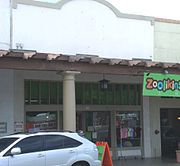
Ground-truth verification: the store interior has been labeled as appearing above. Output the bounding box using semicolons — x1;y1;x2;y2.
160;109;180;158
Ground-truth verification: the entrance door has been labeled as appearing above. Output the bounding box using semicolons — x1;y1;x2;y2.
160;109;180;158
76;111;111;145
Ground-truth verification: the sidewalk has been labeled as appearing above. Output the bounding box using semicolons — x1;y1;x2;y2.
113;158;179;166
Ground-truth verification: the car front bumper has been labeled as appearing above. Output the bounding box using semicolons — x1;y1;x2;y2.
93;160;101;166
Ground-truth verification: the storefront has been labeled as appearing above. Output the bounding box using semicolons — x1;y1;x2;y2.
143;73;180;159
160;108;180;158
0;50;180;159
24;79;142;159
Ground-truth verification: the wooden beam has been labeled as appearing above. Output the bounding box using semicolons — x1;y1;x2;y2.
0;57;180;75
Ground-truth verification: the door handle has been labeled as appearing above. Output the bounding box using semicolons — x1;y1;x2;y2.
37;154;45;158
69;150;76;154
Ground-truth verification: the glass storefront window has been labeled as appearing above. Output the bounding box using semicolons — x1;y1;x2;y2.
50;81;58;104
24;80;30;104
76;83;83;104
40;81;49;104
106;84;114;105
24;80;63;105
26;111;57;132
91;83;99;104
121;85;129;105
129;84;136;105
84;112;111;146
84;83;91;104
77;82;141;105
114;84;122;105
30;80;39;104
25;80;141;106
58;82;63;104
116;112;141;148
99;89;107;105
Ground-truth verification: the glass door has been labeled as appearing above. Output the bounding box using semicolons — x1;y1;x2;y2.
76;111;111;146
160;109;180;158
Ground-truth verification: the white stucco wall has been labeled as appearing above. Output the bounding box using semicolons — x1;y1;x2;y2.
0;1;11;49
12;0;154;60
0;70;14;137
14;71;24;130
154;21;180;63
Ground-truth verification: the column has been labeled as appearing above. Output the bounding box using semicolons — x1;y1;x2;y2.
143;96;152;158
62;71;80;132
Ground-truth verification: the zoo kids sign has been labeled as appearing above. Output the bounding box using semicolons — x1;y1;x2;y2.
143;72;180;97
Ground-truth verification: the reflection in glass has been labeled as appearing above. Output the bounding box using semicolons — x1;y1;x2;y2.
26;112;57;132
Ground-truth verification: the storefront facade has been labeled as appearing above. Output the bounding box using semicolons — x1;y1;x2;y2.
0;51;179;159
0;0;180;160
24;77;142;159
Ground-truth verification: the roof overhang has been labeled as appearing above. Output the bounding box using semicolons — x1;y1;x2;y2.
0;50;180;76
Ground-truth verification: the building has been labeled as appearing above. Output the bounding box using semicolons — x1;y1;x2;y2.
0;0;180;160
154;18;180;63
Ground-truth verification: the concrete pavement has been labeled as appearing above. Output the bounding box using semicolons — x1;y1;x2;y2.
113;158;179;166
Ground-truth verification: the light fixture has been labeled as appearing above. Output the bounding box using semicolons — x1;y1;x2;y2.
177;116;180;120
99;74;109;90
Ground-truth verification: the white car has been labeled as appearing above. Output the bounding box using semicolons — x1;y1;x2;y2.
0;132;101;166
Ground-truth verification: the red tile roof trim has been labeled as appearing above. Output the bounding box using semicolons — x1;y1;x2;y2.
0;50;179;70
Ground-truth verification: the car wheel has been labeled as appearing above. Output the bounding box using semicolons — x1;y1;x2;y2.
72;161;89;166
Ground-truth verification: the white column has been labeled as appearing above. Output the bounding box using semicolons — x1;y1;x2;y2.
143;96;152;158
62;71;80;132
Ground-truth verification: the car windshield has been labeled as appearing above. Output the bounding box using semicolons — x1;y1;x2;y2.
0;138;19;152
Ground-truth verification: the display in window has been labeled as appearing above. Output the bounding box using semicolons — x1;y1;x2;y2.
26;112;57;132
77;112;111;146
116;112;141;148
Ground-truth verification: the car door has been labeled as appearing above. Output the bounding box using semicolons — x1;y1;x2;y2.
44;135;81;166
0;157;8;166
7;136;45;166
0;137;19;166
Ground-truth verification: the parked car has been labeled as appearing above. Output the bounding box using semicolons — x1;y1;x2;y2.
0;131;101;166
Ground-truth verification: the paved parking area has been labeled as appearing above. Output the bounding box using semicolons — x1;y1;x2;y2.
113;158;179;166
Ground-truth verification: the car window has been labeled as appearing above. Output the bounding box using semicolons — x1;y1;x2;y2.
0;138;19;152
44;135;82;151
44;135;64;151
7;136;43;155
63;136;82;148
15;136;43;154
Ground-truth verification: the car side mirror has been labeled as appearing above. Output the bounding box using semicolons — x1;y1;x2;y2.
11;147;21;156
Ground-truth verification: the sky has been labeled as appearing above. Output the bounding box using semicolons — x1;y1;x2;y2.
109;0;180;20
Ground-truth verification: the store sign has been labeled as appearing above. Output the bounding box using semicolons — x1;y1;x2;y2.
14;122;24;133
143;72;180;97
0;122;7;133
